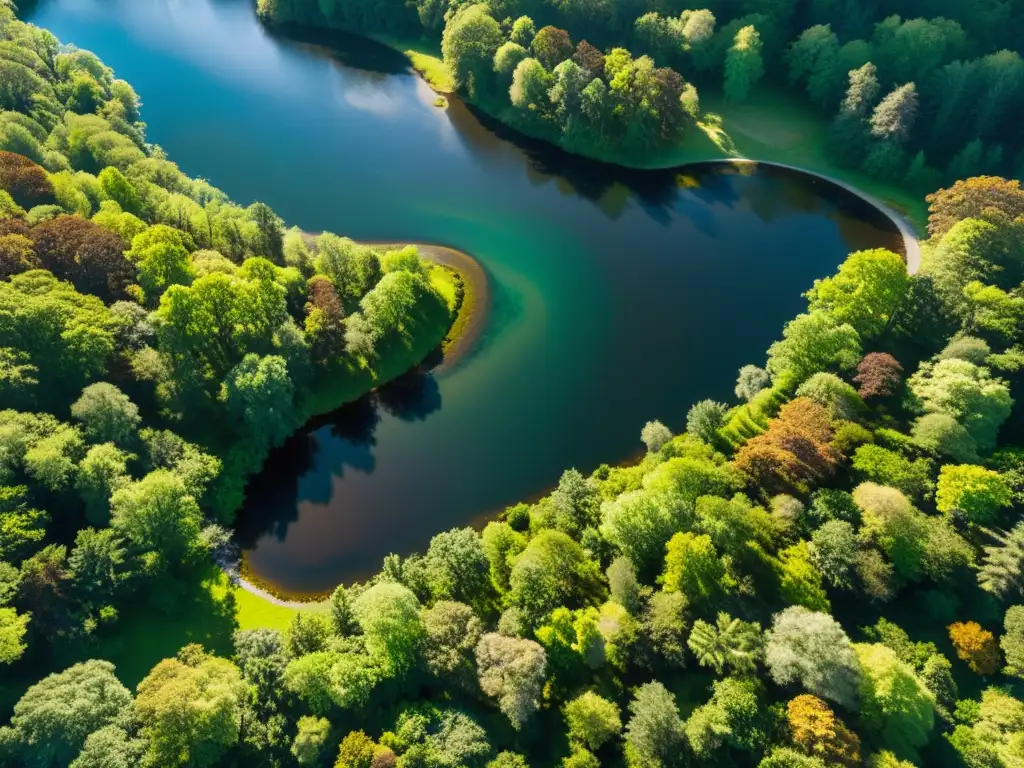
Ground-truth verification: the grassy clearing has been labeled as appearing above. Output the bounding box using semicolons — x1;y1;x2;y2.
642;85;928;231
369;34;452;92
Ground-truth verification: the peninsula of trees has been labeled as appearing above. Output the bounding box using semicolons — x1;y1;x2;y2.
259;0;1024;190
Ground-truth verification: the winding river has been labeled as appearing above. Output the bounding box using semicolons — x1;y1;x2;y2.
31;0;904;595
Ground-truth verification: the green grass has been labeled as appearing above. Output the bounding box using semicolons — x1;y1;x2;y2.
369;34;452;92
641;85;929;232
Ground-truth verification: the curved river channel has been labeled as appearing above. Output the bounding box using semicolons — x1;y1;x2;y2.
31;0;904;595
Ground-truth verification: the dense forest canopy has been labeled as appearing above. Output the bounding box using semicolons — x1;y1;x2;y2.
261;0;1024;185
2;0;1024;767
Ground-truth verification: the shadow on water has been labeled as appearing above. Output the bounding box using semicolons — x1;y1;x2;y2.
234;367;442;549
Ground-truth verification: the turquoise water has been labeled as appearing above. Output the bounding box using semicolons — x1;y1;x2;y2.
30;0;902;593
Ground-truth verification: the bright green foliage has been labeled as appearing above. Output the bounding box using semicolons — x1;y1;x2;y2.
936;464;1012;524
911;413;978;463
661;532;727;608
291;716;331;766
70;382;140;446
0;271;114;409
778;541;830;612
220;353;296;448
134;647;247;768
353;582;424;677
0;605;28;663
1002;605;1024;677
442;4;503;98
907;358;1012;453
313;234;381;312
76;443;130;526
852;444;933;501
687;612;763;675
624;682;684;767
759;747;827;767
724;26;764;102
685;677;769;760
807;249;909;337
946;688;1024;768
0;485;47;561
640;590;687;668
601;489;687;578
767;311;861;391
136;241;194;304
563;691;621;751
480;521;525;593
507;530;603;625
854;643;935;761
109;470;204;572
3;660;132;767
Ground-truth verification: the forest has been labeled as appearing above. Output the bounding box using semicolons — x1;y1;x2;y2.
3;0;1024;767
258;0;1024;189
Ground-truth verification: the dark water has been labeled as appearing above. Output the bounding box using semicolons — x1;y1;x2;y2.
31;0;902;594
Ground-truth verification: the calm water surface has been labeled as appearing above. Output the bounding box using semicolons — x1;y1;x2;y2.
32;0;902;594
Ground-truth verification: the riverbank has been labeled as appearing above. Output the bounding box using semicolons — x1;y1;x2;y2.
360;36;930;234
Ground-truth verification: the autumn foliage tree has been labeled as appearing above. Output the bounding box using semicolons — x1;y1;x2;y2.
853;353;903;399
0;151;53;208
734;398;839;494
948;621;1001;675
30;215;134;300
786;694;861;767
926;176;1024;238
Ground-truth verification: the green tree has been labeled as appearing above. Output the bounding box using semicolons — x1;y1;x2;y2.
1002;605;1024;677
936;464;1012;524
978;521;1024;598
69;725;145;768
624;681;685;767
687;612;763;675
76;443;131;526
507;530;603;625
640;420;672;453
70;382;140;446
810;520;858;588
766;311;861;391
686;677;769;760
134;646;247;768
724;26;764;102
475;632;546;729
765;607;861;709
907;358;1012;453
220;353;296;449
911;413;978;463
0;605;29;664
109;470;204;572
422;600;483;690
807;249;909;338
735;364;771;401
291;716;331;766
661;532;726;608
353;582;424;677
563;691;621;751
852;445;933;501
687;400;727;444
854;643;935;761
3;660;132;768
442;5;502;98
869;83;918;142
